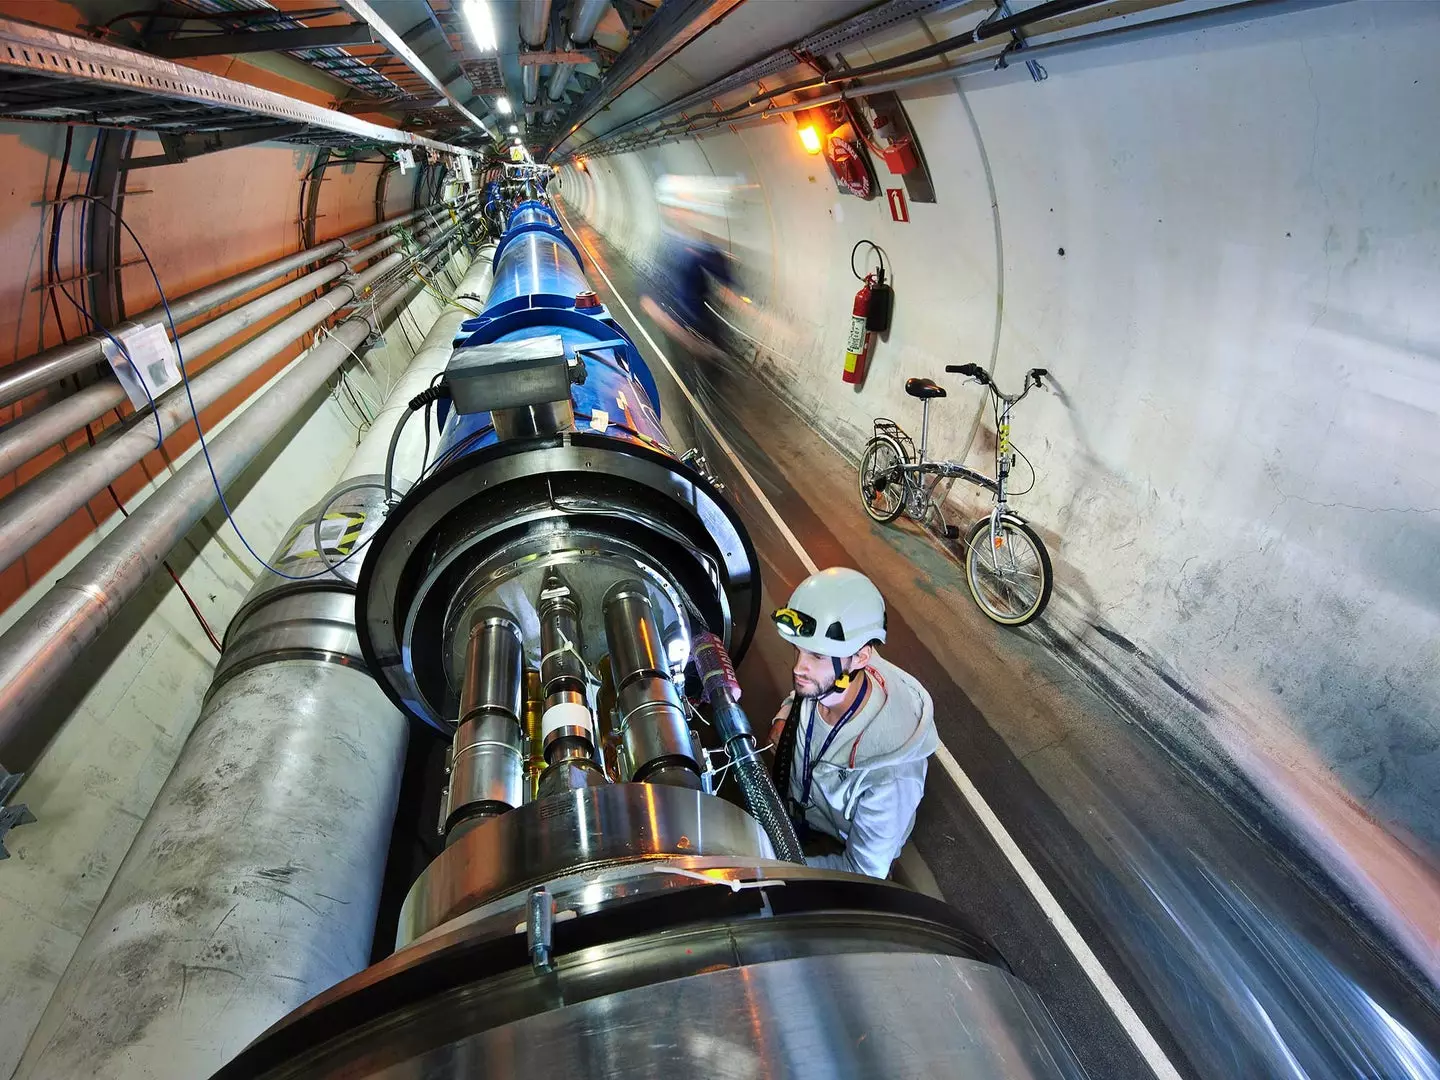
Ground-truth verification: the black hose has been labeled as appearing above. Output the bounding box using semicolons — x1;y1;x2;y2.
383;384;449;505
693;631;806;863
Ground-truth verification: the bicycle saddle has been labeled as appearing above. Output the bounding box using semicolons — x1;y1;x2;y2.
905;377;946;400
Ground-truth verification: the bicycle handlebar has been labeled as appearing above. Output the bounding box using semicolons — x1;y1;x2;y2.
945;364;1049;402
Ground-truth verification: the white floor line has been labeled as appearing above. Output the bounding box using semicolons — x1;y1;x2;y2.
561;206;1185;1080
559;209;817;576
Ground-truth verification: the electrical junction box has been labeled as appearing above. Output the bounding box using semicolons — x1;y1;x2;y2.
445;334;571;415
881;137;920;176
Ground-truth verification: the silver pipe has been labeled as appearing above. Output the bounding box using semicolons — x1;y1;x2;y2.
11;248;489;1080
0;203;451;408
522;63;541;105
546;62;574;102
0;231;408;478
519;0;552;46
546;0;606;102
0;260;434;771
569;0;607;45
13;661;409;1080
0;249;413;575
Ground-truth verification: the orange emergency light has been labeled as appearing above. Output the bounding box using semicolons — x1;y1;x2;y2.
798;125;822;155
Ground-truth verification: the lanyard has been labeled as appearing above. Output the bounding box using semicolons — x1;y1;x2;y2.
798;673;869;811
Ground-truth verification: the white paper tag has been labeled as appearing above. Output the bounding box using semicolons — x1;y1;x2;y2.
101;322;180;410
589;409;609;432
396;148;415;174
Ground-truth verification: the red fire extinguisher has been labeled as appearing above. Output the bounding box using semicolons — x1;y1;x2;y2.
842;276;874;385
842;251;892;386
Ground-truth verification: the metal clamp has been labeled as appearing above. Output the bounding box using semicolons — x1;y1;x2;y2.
526;885;555;973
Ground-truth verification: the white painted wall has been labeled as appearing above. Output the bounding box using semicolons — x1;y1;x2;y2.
559;1;1440;981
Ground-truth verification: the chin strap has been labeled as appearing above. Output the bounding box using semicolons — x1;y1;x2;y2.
820;656;851;701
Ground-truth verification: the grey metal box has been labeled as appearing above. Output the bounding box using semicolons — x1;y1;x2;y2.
445;334;570;414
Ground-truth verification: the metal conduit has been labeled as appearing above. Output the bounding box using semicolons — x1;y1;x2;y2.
520;0;552;105
0;226;446;481
596;0;1349;154
9;254;498;1080
0;221;466;576
0;242;458;771
545;0;607;104
0;230;421;479
0;200;469;409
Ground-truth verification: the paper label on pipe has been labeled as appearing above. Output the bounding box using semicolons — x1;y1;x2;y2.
588;409;609;432
542;701;594;742
101;322;181;411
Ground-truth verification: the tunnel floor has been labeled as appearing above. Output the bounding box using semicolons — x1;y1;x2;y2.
556;208;1440;1080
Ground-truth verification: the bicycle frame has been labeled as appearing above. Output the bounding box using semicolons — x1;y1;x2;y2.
897;379;1033;540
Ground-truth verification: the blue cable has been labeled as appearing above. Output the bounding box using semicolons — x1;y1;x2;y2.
51;198;164;448
67;195;372;581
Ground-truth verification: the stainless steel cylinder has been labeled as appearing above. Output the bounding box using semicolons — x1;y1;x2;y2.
546;62;574;102
458;609;524;723
615;676;699;786
603;581;669;688
538;574;586;703
536;736;609;798
445;711;524;837
522;64;540;106
445;610;525;835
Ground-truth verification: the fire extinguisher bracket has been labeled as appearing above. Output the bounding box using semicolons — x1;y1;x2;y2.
867;274;894;335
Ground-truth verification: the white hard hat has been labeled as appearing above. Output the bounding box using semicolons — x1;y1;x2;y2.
771;567;887;658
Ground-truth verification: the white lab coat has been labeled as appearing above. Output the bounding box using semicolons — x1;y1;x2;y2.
781;655;937;879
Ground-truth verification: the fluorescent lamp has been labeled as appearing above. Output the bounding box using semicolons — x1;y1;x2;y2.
496;95;512;115
461;0;497;53
508;124;519;134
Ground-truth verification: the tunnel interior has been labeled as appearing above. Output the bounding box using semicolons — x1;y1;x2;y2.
0;1;1437;1078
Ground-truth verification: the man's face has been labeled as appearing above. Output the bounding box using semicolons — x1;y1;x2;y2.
792;647;859;700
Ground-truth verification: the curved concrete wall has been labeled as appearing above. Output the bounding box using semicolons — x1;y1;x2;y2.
558;1;1440;980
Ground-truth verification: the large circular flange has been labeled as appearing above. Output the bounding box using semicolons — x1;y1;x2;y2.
399;782;775;943
355;433;760;731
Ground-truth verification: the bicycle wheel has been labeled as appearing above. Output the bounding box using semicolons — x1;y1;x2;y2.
963;514;1053;626
858;437;908;523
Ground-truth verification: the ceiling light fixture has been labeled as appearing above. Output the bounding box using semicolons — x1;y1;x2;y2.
496;95;513;115
461;0;498;53
509;124;519;134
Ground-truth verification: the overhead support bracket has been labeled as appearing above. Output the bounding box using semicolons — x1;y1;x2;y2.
148;24;377;58
548;0;745;157
990;0;1047;82
520;49;601;66
125;123;302;168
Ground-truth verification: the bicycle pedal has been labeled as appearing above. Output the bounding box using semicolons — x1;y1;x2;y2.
942;525;960;540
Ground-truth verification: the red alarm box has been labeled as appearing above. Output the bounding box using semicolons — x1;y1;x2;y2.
881;136;919;176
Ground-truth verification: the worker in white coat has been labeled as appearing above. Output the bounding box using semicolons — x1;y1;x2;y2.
768;567;937;879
